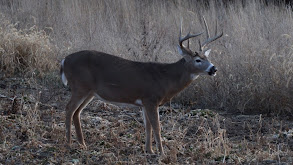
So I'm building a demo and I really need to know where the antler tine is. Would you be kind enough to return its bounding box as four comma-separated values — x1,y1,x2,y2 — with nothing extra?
179,18,183,46
215,20,218,36
201,32,223,49
179,18,203,48
200,17,223,49
203,16,210,39
179,31,204,48
198,40,202,52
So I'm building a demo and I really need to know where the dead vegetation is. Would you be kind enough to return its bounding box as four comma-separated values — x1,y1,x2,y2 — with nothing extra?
0,0,293,113
0,78,292,164
0,14,58,78
0,0,293,164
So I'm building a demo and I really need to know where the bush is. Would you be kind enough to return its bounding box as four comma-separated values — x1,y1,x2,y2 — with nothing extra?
0,14,57,77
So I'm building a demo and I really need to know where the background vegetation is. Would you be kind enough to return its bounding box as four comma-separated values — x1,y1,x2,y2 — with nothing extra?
0,0,293,164
1,0,293,114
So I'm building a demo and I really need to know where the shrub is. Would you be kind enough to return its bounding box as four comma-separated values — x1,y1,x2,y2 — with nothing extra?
0,14,57,77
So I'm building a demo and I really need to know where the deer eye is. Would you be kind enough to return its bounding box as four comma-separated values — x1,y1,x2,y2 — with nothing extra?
195,59,202,63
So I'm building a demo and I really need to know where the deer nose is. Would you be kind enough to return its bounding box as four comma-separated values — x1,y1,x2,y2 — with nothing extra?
208,66,217,75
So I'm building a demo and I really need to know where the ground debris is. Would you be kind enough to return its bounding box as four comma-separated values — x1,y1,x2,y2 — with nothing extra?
0,78,293,164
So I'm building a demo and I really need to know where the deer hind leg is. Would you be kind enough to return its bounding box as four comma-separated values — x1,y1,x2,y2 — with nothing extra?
73,94,94,148
65,91,90,147
144,104,164,155
142,107,154,154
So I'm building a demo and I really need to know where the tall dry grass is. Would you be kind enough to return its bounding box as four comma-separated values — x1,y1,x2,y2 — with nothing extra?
1,0,293,114
0,14,58,77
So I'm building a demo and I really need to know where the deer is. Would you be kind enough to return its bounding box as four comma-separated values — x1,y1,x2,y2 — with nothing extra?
60,18,223,156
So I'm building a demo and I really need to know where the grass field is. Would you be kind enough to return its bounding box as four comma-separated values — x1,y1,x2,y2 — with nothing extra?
0,0,293,164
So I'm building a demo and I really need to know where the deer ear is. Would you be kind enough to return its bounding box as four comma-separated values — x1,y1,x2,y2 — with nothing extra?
204,49,211,57
177,45,184,56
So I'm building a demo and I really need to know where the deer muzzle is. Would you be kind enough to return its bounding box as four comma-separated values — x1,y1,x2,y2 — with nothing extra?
208,66,217,76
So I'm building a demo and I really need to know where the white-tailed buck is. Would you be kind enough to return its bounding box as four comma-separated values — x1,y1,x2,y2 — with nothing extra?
61,18,223,155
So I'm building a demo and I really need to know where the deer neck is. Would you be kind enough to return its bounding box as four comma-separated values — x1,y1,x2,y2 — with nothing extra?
169,58,196,83
160,58,196,100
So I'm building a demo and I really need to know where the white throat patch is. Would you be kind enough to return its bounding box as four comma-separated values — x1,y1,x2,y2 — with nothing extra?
190,74,199,80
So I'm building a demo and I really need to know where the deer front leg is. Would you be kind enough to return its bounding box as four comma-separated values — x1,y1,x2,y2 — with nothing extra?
142,107,153,154
65,92,88,148
72,95,94,148
144,104,164,155
65,101,82,147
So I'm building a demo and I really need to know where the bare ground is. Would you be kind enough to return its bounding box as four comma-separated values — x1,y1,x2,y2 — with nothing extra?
0,77,293,164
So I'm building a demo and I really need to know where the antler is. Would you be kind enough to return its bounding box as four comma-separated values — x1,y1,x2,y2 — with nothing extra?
200,17,223,51
179,19,203,48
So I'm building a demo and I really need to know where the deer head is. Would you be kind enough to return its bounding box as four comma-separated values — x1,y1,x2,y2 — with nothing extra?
177,17,223,77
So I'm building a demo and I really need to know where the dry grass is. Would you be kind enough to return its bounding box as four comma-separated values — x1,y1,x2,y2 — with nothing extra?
0,80,292,164
0,0,293,164
0,14,58,77
1,0,293,113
